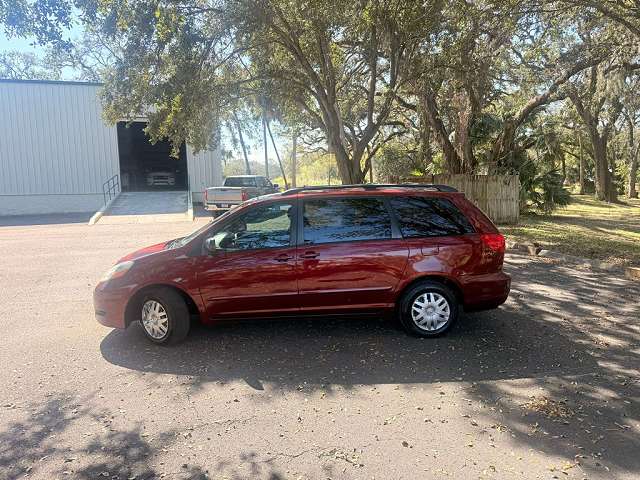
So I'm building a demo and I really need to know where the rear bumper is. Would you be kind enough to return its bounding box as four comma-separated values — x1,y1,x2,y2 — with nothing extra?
459,271,511,312
93,285,129,329
203,203,237,211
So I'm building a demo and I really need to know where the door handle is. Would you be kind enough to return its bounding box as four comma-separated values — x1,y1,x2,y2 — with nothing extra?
300,251,320,259
421,245,439,255
274,254,293,262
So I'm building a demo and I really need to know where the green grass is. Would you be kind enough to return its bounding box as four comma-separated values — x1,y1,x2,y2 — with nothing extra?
500,195,640,266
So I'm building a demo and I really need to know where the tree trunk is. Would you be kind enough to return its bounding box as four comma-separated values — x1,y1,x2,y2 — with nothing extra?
291,135,297,188
420,89,463,174
266,120,288,188
592,135,616,202
578,132,585,194
233,113,251,175
455,122,476,173
350,147,367,184
489,120,518,171
453,94,477,173
334,147,359,184
629,145,639,198
326,126,362,184
627,120,638,198
610,141,618,187
262,114,269,178
568,88,619,202
417,109,433,174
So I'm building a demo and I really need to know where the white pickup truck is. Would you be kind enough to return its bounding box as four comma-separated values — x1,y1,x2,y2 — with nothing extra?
204,175,279,216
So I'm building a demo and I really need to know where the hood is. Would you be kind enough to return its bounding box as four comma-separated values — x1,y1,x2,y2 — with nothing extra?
118,241,169,263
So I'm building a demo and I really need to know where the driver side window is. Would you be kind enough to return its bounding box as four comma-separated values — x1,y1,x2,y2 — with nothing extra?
210,202,293,251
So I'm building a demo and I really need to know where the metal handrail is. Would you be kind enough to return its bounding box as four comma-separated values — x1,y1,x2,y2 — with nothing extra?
102,174,120,205
281,183,458,195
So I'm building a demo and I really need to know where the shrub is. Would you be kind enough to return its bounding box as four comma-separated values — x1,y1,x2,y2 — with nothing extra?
519,163,571,214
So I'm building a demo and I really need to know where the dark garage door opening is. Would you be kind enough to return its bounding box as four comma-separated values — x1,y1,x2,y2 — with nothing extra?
117,122,188,192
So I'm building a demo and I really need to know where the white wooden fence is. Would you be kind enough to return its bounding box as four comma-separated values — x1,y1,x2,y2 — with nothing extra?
407,174,520,224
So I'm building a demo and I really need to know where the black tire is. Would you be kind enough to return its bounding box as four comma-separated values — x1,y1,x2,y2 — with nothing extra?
398,281,459,337
139,287,190,345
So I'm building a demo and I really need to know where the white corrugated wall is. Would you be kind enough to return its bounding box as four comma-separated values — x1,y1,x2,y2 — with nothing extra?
187,143,223,203
0,79,222,215
0,80,120,214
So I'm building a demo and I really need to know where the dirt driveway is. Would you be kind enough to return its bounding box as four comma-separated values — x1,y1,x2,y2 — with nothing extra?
1,215,639,480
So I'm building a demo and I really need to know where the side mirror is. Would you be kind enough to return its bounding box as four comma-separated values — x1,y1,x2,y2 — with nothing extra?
203,237,217,255
272,183,279,190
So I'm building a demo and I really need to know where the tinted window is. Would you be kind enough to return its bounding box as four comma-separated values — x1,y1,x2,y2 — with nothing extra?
390,196,474,237
209,202,292,250
303,198,392,244
224,177,257,187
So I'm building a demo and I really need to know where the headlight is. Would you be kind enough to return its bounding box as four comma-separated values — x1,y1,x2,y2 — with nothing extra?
100,261,134,283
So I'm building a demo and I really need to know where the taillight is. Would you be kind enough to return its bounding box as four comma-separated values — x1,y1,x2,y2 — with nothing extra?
480,233,505,253
204,189,208,201
241,189,249,201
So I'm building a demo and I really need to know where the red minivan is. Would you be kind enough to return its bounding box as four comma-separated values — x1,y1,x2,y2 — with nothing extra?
94,185,510,344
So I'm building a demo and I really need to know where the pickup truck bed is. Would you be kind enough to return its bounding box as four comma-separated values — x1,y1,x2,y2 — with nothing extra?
204,175,278,215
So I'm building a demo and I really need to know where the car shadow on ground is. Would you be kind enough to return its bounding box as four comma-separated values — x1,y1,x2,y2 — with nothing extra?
100,308,595,391
99,253,640,477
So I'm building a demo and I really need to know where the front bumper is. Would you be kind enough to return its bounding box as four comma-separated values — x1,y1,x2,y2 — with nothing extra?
459,271,511,311
93,284,129,329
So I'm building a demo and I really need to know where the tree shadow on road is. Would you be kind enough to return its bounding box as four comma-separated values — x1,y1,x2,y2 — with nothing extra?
467,254,640,478
0,393,183,479
0,396,77,479
0,392,285,479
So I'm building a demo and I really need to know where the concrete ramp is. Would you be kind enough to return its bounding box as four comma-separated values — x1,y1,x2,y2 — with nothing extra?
97,191,192,224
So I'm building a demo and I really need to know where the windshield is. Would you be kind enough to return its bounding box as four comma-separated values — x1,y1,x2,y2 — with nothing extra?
224,177,257,187
169,215,219,248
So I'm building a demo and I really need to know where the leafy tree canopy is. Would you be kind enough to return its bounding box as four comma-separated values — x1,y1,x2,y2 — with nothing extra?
1,0,638,203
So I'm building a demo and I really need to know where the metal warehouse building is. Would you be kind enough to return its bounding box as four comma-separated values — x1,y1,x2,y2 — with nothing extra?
0,79,222,217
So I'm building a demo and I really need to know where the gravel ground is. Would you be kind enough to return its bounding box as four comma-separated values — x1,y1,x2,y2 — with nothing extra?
1,214,639,480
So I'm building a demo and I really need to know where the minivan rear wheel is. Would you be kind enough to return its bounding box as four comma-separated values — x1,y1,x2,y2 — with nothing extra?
139,287,190,345
399,281,459,337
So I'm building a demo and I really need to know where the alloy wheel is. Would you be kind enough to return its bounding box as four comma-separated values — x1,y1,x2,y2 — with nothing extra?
141,300,169,340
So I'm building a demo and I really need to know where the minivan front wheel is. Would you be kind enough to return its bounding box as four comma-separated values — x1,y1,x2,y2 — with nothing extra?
399,281,459,337
139,287,190,345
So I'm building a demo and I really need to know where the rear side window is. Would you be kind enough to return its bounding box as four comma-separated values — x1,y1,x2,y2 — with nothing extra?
224,177,257,187
303,197,392,244
390,196,474,238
